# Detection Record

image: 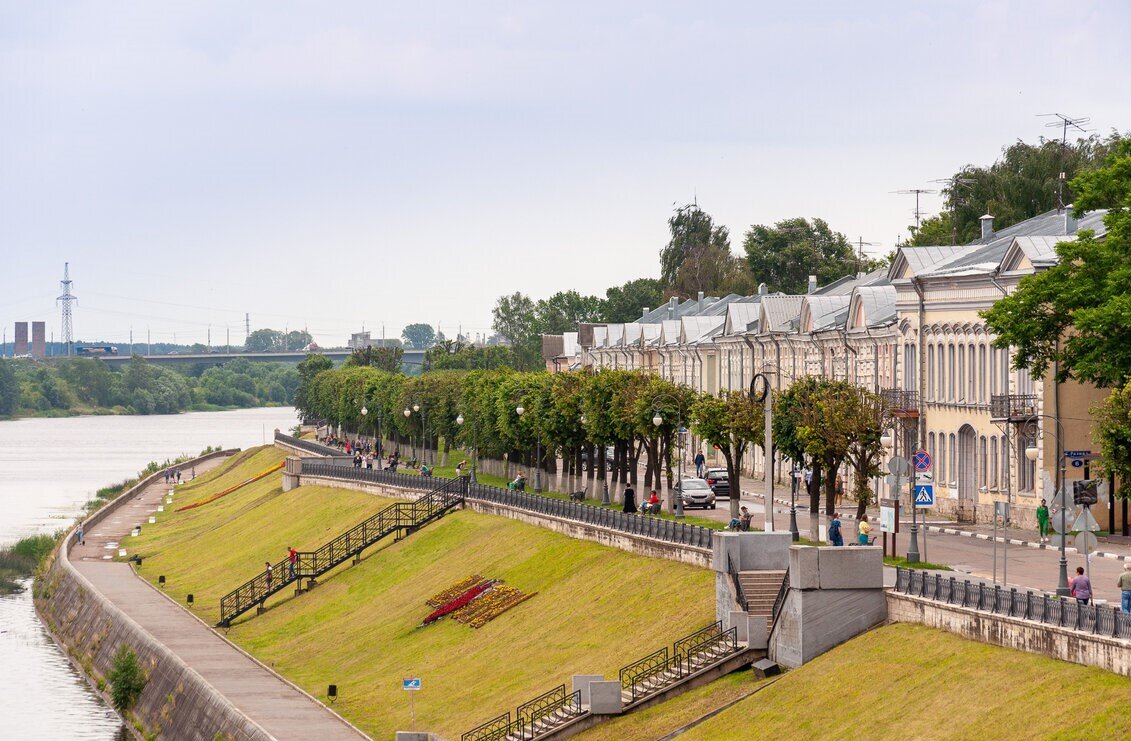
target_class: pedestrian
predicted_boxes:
[694,450,706,477]
[622,483,637,514]
[828,512,844,546]
[76,522,85,546]
[264,561,273,592]
[1118,563,1131,614]
[176,470,182,484]
[1069,566,1092,606]
[288,547,297,579]
[1036,499,1050,543]
[835,476,845,507]
[857,515,873,546]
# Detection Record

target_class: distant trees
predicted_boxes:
[345,346,404,372]
[743,217,866,294]
[402,324,437,349]
[0,359,20,416]
[244,328,313,352]
[604,278,664,323]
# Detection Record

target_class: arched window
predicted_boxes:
[948,433,957,486]
[990,436,998,488]
[927,345,936,401]
[968,343,977,402]
[978,344,987,403]
[979,436,988,489]
[937,434,946,484]
[958,344,966,402]
[948,344,956,401]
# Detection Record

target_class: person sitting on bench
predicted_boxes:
[508,472,527,491]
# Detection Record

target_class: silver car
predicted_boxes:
[676,478,716,509]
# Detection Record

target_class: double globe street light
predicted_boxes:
[651,395,684,518]
[455,413,477,483]
[514,402,542,493]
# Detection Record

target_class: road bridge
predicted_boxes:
[92,349,427,370]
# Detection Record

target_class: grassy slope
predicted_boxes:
[681,624,1127,741]
[129,446,715,739]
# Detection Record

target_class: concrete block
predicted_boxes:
[752,658,780,678]
[713,532,792,573]
[789,546,820,589]
[817,547,883,590]
[747,614,768,650]
[572,674,604,707]
[395,733,431,741]
[588,681,624,714]
[729,611,749,642]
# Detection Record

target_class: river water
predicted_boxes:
[0,407,298,740]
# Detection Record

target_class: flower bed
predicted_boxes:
[453,584,536,628]
[426,575,485,608]
[421,580,495,625]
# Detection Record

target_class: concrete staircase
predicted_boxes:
[739,569,787,633]
[618,639,739,706]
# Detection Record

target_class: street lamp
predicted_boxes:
[1022,416,1069,596]
[514,402,542,493]
[651,394,684,518]
[403,407,414,463]
[789,463,801,542]
[456,413,477,483]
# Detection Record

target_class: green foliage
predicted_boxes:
[402,323,437,349]
[659,203,732,289]
[424,341,519,372]
[344,346,403,372]
[534,290,605,334]
[108,644,146,712]
[743,217,865,294]
[10,533,58,563]
[604,278,664,323]
[0,533,60,594]
[1093,380,1131,495]
[692,389,763,517]
[981,139,1131,387]
[0,358,21,415]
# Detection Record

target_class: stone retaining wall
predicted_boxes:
[886,592,1131,677]
[35,448,270,740]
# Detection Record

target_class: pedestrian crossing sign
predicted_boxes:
[914,484,935,507]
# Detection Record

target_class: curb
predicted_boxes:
[744,490,1131,563]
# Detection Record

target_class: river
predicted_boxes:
[0,407,298,740]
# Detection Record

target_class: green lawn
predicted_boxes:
[128,446,716,739]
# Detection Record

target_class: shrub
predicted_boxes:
[108,645,146,711]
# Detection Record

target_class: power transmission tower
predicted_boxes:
[56,262,77,356]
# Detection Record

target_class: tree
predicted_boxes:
[604,278,664,323]
[245,328,284,352]
[0,359,19,416]
[982,139,1131,387]
[1094,380,1131,487]
[285,329,313,351]
[402,323,437,350]
[534,291,605,334]
[345,346,403,372]
[492,292,541,370]
[107,644,146,712]
[659,203,732,289]
[744,217,868,294]
[294,353,333,419]
[692,390,763,519]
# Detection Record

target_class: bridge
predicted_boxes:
[94,349,427,370]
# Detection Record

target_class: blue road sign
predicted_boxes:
[1064,450,1091,458]
[1071,459,1084,468]
[913,484,935,507]
[403,678,422,691]
[913,450,932,472]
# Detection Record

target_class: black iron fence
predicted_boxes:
[895,568,1131,639]
[771,567,790,628]
[880,388,919,413]
[989,394,1039,421]
[726,554,748,612]
[275,431,343,457]
[461,684,583,741]
[298,456,715,551]
[618,621,739,704]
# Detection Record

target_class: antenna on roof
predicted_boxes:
[930,175,977,244]
[1038,113,1092,211]
[892,189,936,234]
[852,237,881,275]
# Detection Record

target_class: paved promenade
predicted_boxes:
[70,460,367,741]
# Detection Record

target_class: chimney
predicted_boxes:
[641,306,649,319]
[667,296,678,320]
[1064,207,1078,235]
[980,213,995,241]
[697,291,705,313]
[807,275,817,294]
[758,282,768,296]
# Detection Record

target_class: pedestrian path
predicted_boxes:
[70,461,367,741]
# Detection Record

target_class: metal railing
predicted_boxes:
[218,476,465,627]
[298,456,715,550]
[894,568,1131,639]
[461,712,516,741]
[727,555,748,612]
[619,621,739,704]
[462,684,583,741]
[880,389,919,413]
[989,394,1039,421]
[771,567,790,629]
[274,431,342,457]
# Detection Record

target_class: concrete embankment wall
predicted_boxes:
[886,592,1131,677]
[35,449,271,741]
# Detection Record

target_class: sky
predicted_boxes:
[2,1,1129,349]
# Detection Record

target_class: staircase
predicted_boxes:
[618,621,742,706]
[218,476,466,627]
[738,570,787,634]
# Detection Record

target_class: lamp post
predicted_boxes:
[651,393,684,518]
[789,463,801,542]
[514,401,542,493]
[402,406,414,463]
[750,373,774,532]
[1021,415,1068,596]
[456,413,477,483]
[360,403,368,450]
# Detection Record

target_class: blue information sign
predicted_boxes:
[913,484,935,507]
[403,678,422,691]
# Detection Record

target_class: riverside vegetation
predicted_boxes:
[126,446,715,739]
[0,355,298,419]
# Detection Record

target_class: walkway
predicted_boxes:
[70,460,366,741]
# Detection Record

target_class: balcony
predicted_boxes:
[880,389,919,417]
[989,394,1039,422]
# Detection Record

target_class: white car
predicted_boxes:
[676,478,716,509]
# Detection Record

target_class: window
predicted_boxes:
[958,344,966,402]
[937,434,946,484]
[989,345,996,396]
[904,344,917,391]
[979,436,987,489]
[1002,434,1010,490]
[1018,436,1036,491]
[938,344,946,400]
[969,344,977,402]
[978,345,987,403]
[990,436,998,488]
[999,348,1010,393]
[927,345,935,401]
[949,433,957,486]
[948,344,956,401]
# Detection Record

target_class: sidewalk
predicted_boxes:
[71,461,366,741]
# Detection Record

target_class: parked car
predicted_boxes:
[704,468,730,498]
[675,478,716,509]
[580,446,616,472]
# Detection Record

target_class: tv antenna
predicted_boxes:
[892,189,936,232]
[1038,113,1092,210]
[930,175,977,244]
[56,262,77,357]
[852,237,881,274]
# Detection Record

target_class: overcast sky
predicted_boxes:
[2,1,1129,348]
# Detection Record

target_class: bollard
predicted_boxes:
[187,593,194,606]
[159,575,166,587]
[327,684,337,703]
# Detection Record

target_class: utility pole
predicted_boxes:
[245,313,250,345]
[56,262,77,357]
[129,328,133,356]
[147,327,151,356]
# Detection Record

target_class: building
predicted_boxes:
[14,322,28,356]
[31,321,46,359]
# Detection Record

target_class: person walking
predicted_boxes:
[1036,499,1050,543]
[622,483,637,514]
[1119,563,1131,614]
[1069,566,1092,606]
[828,512,844,546]
[288,547,297,579]
[857,515,873,546]
[694,450,706,478]
[264,561,273,592]
[76,522,85,547]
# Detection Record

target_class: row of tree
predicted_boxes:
[295,359,887,524]
[0,356,299,417]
